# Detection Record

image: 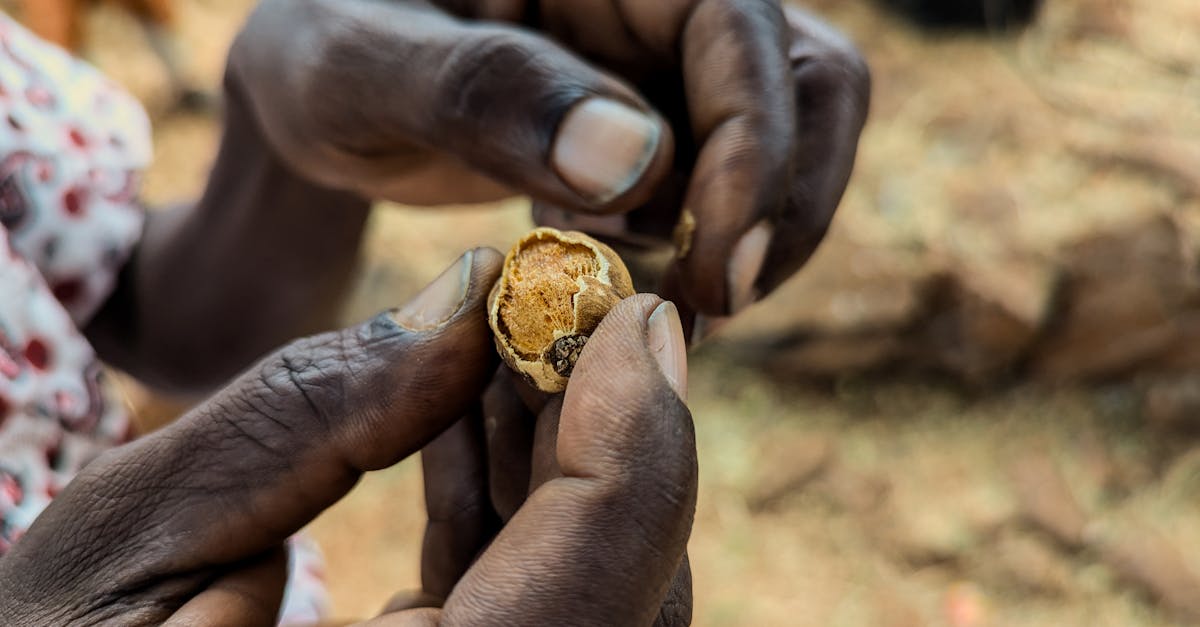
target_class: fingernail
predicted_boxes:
[728,221,772,314]
[552,98,660,204]
[392,251,473,330]
[648,301,687,402]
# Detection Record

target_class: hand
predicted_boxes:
[0,251,696,626]
[228,0,870,319]
[406,298,693,625]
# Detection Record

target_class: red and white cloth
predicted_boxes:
[0,13,328,624]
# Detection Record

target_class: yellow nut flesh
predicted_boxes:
[489,228,635,393]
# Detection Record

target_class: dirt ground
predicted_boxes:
[27,0,1200,624]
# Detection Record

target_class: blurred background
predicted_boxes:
[7,0,1200,624]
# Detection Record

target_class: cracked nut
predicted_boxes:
[488,227,635,393]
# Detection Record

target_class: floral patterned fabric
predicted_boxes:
[0,13,328,624]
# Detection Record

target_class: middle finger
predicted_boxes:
[420,410,498,600]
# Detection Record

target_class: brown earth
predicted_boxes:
[32,0,1200,624]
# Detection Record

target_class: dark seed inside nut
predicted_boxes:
[549,334,588,377]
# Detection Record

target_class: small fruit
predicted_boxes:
[488,227,635,393]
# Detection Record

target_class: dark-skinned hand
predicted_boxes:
[229,0,870,323]
[410,343,694,626]
[0,251,696,626]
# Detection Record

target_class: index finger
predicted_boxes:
[677,0,794,315]
[0,251,504,621]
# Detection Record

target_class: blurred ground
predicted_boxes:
[23,0,1200,624]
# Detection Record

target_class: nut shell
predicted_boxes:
[488,228,635,392]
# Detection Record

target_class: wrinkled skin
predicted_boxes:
[0,251,697,626]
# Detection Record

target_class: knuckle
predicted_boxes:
[433,30,543,129]
[794,29,872,115]
[258,330,357,433]
[241,0,341,141]
[828,43,872,112]
[803,48,870,103]
[196,329,366,470]
[704,0,787,35]
[298,6,398,149]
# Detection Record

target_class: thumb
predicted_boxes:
[272,1,674,213]
[0,249,503,618]
[436,295,696,626]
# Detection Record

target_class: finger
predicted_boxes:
[755,7,870,295]
[511,367,553,416]
[512,414,694,627]
[239,0,674,213]
[165,548,288,627]
[0,249,504,618]
[420,410,498,600]
[440,295,695,626]
[657,264,700,343]
[482,368,536,522]
[527,395,565,493]
[674,0,795,315]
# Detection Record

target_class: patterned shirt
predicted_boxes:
[0,13,327,624]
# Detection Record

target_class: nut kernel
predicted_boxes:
[488,227,635,392]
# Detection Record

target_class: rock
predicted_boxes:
[720,235,931,341]
[720,213,1200,386]
[1032,280,1177,380]
[1009,450,1090,549]
[712,234,932,377]
[908,259,1057,384]
[1030,215,1199,381]
[729,252,1056,383]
